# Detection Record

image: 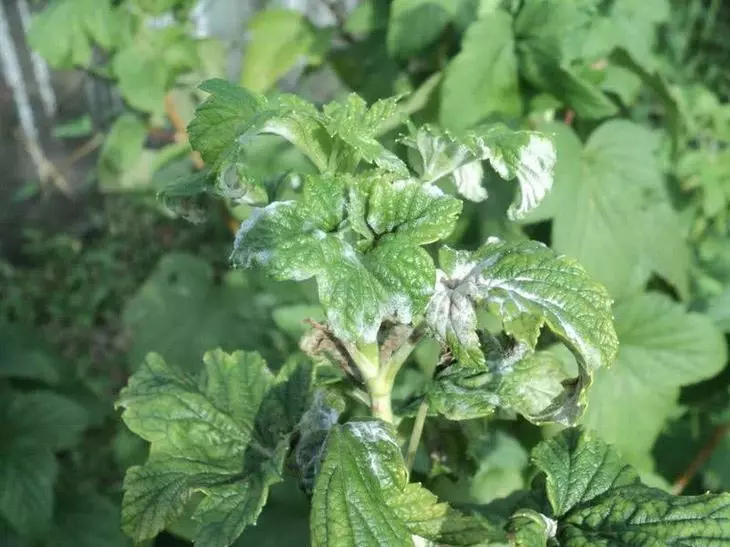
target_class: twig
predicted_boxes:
[672,423,730,494]
[564,109,575,126]
[321,0,358,44]
[63,132,105,168]
[164,93,204,169]
[17,128,72,197]
[405,400,430,475]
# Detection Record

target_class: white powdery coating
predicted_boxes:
[475,136,510,180]
[453,161,487,202]
[346,421,402,486]
[387,293,413,325]
[508,134,556,220]
[541,514,558,539]
[230,201,294,266]
[418,129,471,184]
[426,269,479,348]
[422,182,445,198]
[261,119,296,144]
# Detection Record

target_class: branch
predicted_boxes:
[672,423,730,495]
[17,128,72,197]
[321,0,358,44]
[63,132,105,168]
[164,93,204,169]
[405,400,429,475]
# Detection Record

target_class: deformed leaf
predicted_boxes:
[427,239,617,371]
[322,94,408,175]
[311,419,500,546]
[116,349,314,547]
[403,124,556,220]
[425,239,616,424]
[231,174,460,343]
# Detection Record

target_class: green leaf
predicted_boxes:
[387,0,460,57]
[403,124,556,220]
[52,490,129,547]
[0,389,89,537]
[514,0,617,118]
[241,9,326,93]
[131,0,197,15]
[98,114,147,187]
[581,292,727,467]
[294,391,344,494]
[507,509,553,547]
[53,115,93,139]
[188,79,268,166]
[122,252,294,371]
[113,27,198,114]
[311,419,498,546]
[0,442,57,539]
[531,428,730,544]
[189,79,329,174]
[428,349,573,424]
[441,10,521,130]
[232,175,459,342]
[0,327,61,385]
[322,94,408,174]
[116,349,313,546]
[427,239,617,371]
[426,239,616,423]
[28,0,119,69]
[607,0,668,70]
[521,120,689,299]
[533,428,638,517]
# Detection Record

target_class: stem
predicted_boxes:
[321,0,358,44]
[672,423,730,494]
[164,93,204,169]
[368,376,394,423]
[405,400,429,475]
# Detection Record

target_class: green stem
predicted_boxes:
[367,376,394,423]
[405,400,429,475]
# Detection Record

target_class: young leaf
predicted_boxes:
[116,350,313,546]
[311,419,500,546]
[189,79,329,173]
[529,428,730,544]
[581,292,727,467]
[403,124,556,220]
[322,94,408,175]
[231,174,460,343]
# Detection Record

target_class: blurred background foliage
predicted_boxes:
[2,0,730,545]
